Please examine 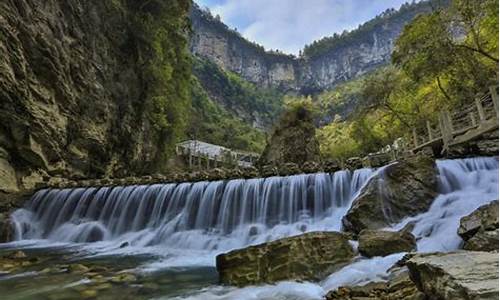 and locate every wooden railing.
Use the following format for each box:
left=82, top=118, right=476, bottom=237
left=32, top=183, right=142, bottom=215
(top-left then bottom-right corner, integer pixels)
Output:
left=364, top=86, right=499, bottom=166
left=411, top=86, right=498, bottom=153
